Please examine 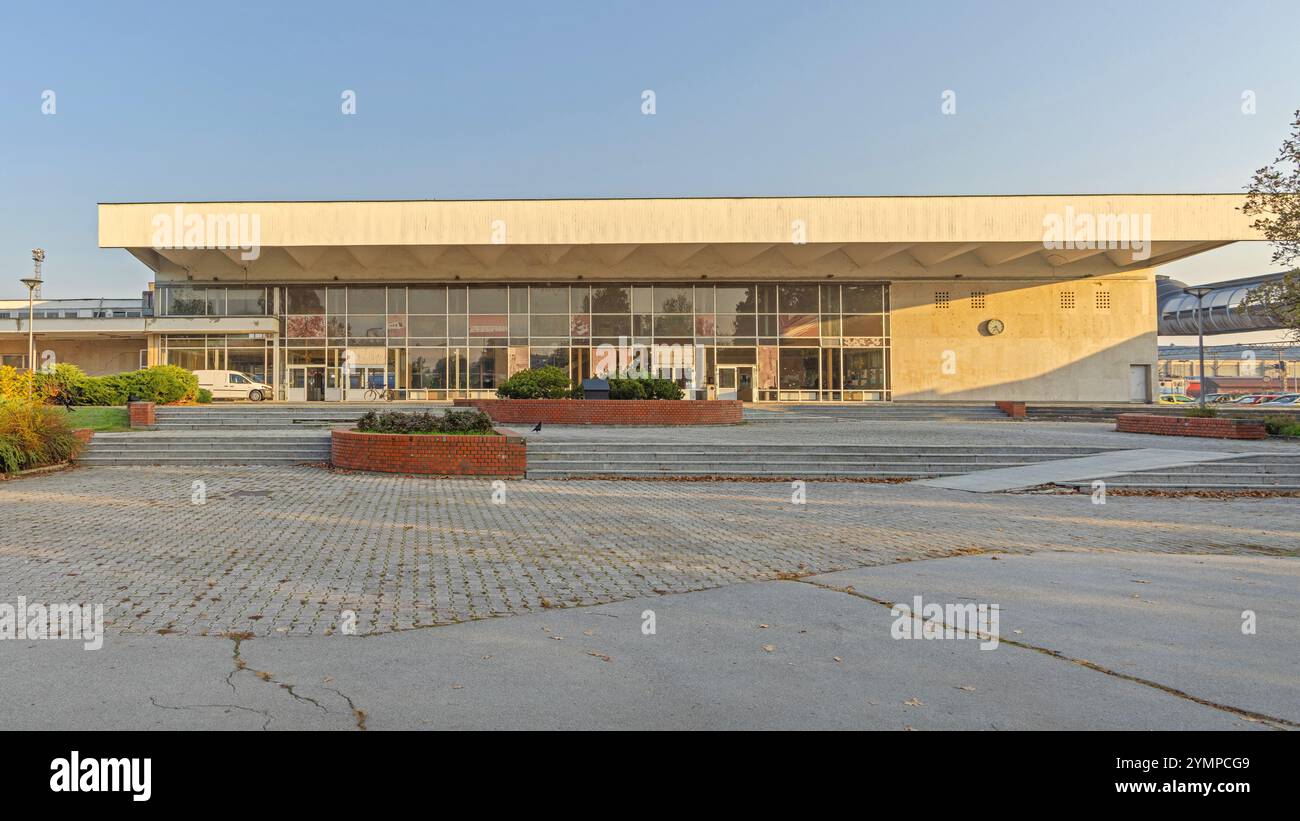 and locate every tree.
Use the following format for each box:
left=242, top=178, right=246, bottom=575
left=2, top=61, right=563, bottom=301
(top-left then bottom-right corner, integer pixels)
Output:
left=1242, top=109, right=1300, bottom=336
